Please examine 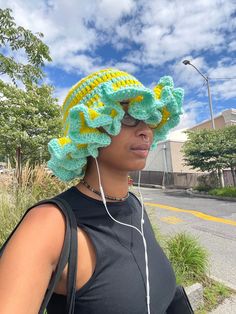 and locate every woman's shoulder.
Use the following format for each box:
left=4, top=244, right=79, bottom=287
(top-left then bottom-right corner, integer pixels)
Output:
left=0, top=202, right=67, bottom=312
left=23, top=202, right=66, bottom=267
